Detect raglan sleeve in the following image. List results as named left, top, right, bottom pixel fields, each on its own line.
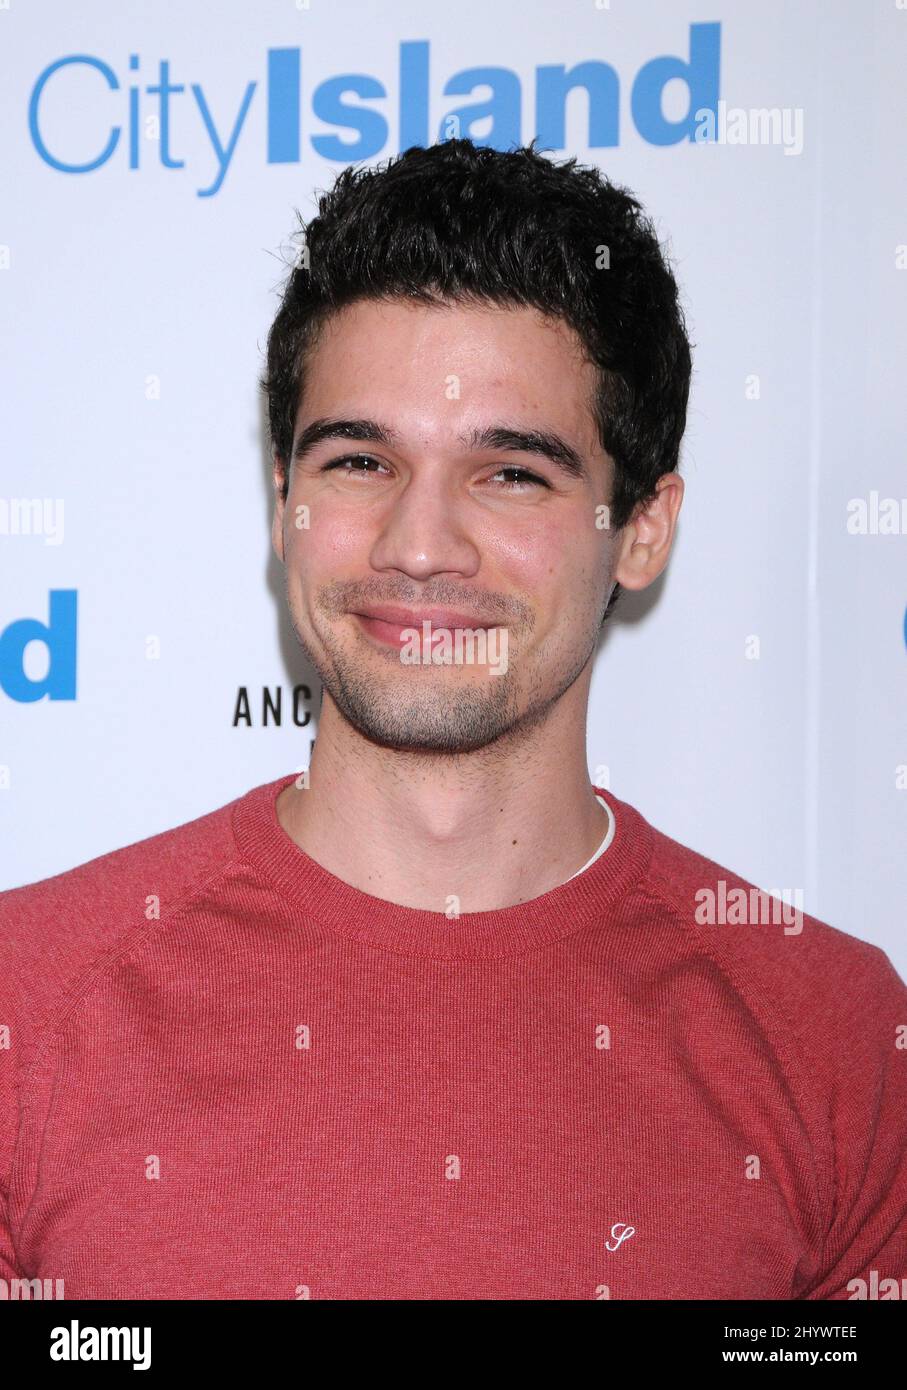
left=0, top=878, right=46, bottom=1284
left=0, top=1181, right=23, bottom=1281
left=801, top=946, right=907, bottom=1300
left=0, top=901, right=27, bottom=1281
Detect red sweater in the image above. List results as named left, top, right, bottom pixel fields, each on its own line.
left=1, top=771, right=905, bottom=1301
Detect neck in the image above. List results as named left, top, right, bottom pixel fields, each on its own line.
left=276, top=667, right=609, bottom=913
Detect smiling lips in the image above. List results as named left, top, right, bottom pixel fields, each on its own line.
left=351, top=605, right=499, bottom=648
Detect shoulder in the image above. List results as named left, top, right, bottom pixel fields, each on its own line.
left=636, top=807, right=907, bottom=1043
left=0, top=782, right=252, bottom=1081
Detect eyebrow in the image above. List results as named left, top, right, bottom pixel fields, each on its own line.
left=291, top=417, right=590, bottom=483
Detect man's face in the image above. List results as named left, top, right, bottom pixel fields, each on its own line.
left=272, top=296, right=621, bottom=754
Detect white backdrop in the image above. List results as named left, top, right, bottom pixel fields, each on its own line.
left=2, top=0, right=905, bottom=979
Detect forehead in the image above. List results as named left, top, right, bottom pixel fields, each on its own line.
left=297, top=297, right=601, bottom=452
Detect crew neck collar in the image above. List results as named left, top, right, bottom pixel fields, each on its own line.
left=232, top=771, right=654, bottom=961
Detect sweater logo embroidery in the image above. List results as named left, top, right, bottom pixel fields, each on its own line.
left=605, top=1222, right=636, bottom=1251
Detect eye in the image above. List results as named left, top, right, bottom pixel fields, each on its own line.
left=488, top=466, right=550, bottom=491
left=321, top=453, right=389, bottom=478
left=319, top=456, right=549, bottom=491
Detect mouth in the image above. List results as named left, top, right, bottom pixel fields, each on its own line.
left=350, top=608, right=498, bottom=650
left=353, top=613, right=429, bottom=648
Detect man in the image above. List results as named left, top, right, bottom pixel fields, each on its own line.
left=1, top=139, right=905, bottom=1301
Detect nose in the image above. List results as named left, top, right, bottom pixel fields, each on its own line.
left=367, top=465, right=482, bottom=582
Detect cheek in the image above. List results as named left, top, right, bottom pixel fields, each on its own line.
left=479, top=509, right=604, bottom=594
left=285, top=508, right=368, bottom=573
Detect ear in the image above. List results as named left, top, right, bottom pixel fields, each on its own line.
left=271, top=455, right=287, bottom=564
left=612, top=473, right=684, bottom=593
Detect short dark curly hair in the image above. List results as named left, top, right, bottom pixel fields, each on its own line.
left=260, top=137, right=692, bottom=621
